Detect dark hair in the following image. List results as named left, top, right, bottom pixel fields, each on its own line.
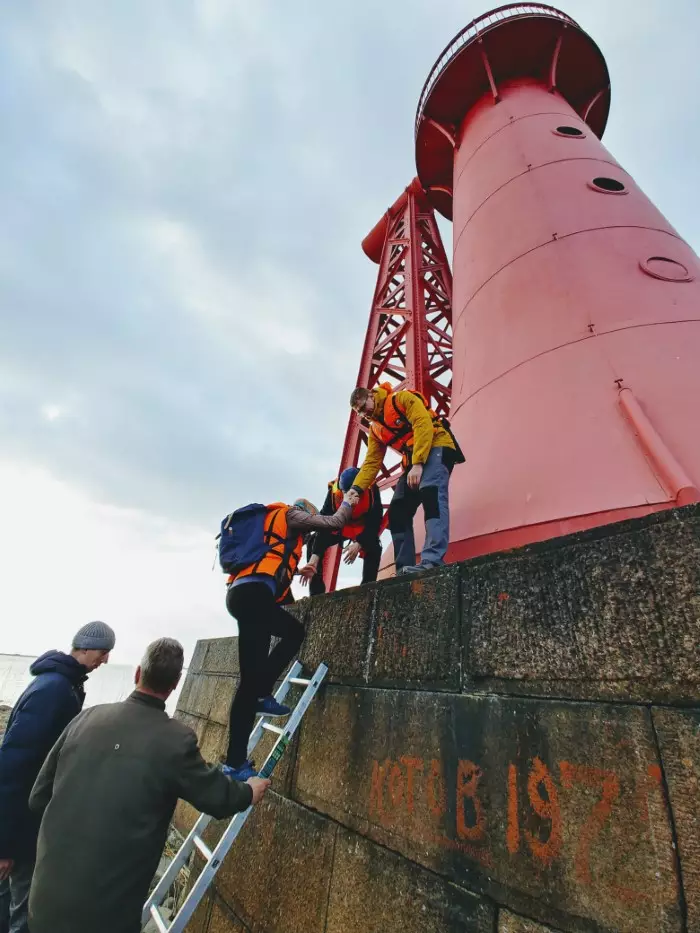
left=140, top=638, right=184, bottom=693
left=350, top=387, right=371, bottom=409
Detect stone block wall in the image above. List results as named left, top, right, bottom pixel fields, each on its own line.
left=174, top=504, right=700, bottom=933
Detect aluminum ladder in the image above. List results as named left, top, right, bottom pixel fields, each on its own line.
left=142, top=660, right=328, bottom=933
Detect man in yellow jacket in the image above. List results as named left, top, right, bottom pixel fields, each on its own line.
left=348, top=382, right=463, bottom=574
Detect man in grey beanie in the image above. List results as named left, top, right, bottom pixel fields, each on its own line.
left=0, top=621, right=115, bottom=933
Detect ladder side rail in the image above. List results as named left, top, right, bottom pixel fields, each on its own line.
left=246, top=660, right=303, bottom=756
left=165, top=663, right=328, bottom=933
left=142, top=810, right=213, bottom=924
left=145, top=660, right=304, bottom=921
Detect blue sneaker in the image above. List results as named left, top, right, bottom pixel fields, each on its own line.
left=256, top=696, right=291, bottom=717
left=221, top=759, right=258, bottom=781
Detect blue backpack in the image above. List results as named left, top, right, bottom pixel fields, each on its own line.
left=218, top=504, right=273, bottom=574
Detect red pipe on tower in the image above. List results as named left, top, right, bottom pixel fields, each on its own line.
left=414, top=3, right=700, bottom=561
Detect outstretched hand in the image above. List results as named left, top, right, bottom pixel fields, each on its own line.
left=343, top=541, right=361, bottom=564
left=297, top=563, right=317, bottom=587
left=344, top=489, right=360, bottom=507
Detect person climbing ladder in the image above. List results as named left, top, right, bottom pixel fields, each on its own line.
left=218, top=496, right=354, bottom=780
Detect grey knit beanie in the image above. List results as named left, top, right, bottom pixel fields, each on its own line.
left=72, top=621, right=116, bottom=652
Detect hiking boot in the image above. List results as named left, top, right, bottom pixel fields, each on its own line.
left=256, top=696, right=291, bottom=717
left=221, top=759, right=258, bottom=781
left=399, top=563, right=441, bottom=575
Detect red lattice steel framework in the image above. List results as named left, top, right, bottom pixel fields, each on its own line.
left=323, top=178, right=454, bottom=591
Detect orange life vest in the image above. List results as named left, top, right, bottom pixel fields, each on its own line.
left=369, top=383, right=443, bottom=467
left=330, top=480, right=371, bottom=540
left=227, top=503, right=303, bottom=603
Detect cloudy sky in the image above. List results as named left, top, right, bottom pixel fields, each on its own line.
left=1, top=0, right=698, bottom=667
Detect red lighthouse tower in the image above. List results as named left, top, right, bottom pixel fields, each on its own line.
left=413, top=3, right=700, bottom=561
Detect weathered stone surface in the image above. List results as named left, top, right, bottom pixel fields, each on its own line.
left=293, top=686, right=681, bottom=933
left=173, top=710, right=206, bottom=741
left=653, top=707, right=700, bottom=932
left=499, top=910, right=564, bottom=932
left=463, top=504, right=700, bottom=703
left=299, top=584, right=376, bottom=683
left=214, top=792, right=336, bottom=933
left=174, top=797, right=199, bottom=838
left=179, top=674, right=220, bottom=720
left=325, top=827, right=493, bottom=933
left=199, top=721, right=227, bottom=766
left=203, top=639, right=240, bottom=676
left=282, top=598, right=309, bottom=627
left=300, top=567, right=461, bottom=689
left=207, top=897, right=248, bottom=933
left=209, top=677, right=235, bottom=727
left=176, top=672, right=194, bottom=714
left=189, top=639, right=210, bottom=675
left=369, top=568, right=461, bottom=689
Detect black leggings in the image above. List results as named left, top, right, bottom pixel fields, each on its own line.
left=225, top=582, right=305, bottom=766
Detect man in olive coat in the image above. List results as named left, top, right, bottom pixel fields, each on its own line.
left=28, top=637, right=269, bottom=933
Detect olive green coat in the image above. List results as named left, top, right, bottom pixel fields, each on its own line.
left=28, top=690, right=251, bottom=933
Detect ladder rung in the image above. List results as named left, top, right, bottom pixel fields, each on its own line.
left=150, top=905, right=169, bottom=933
left=262, top=722, right=284, bottom=734
left=193, top=835, right=213, bottom=862
left=289, top=677, right=310, bottom=686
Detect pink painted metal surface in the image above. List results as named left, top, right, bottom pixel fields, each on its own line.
left=410, top=4, right=700, bottom=561
left=323, top=180, right=454, bottom=590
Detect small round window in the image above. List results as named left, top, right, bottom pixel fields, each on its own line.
left=554, top=125, right=585, bottom=138
left=588, top=176, right=628, bottom=195
left=640, top=257, right=694, bottom=283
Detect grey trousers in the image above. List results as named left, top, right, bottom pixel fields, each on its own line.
left=0, top=860, right=33, bottom=933
left=389, top=446, right=451, bottom=570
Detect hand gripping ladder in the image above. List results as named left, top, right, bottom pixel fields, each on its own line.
left=142, top=660, right=328, bottom=933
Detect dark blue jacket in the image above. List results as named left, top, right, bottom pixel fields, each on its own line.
left=0, top=651, right=87, bottom=859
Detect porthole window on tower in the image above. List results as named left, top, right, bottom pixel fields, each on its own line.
left=554, top=125, right=585, bottom=138
left=589, top=176, right=628, bottom=194
left=640, top=257, right=694, bottom=283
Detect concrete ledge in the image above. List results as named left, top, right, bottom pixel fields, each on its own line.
left=300, top=568, right=462, bottom=690
left=462, top=504, right=700, bottom=702
left=175, top=504, right=700, bottom=933
left=299, top=585, right=375, bottom=683
left=185, top=504, right=700, bottom=704
left=369, top=567, right=461, bottom=689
